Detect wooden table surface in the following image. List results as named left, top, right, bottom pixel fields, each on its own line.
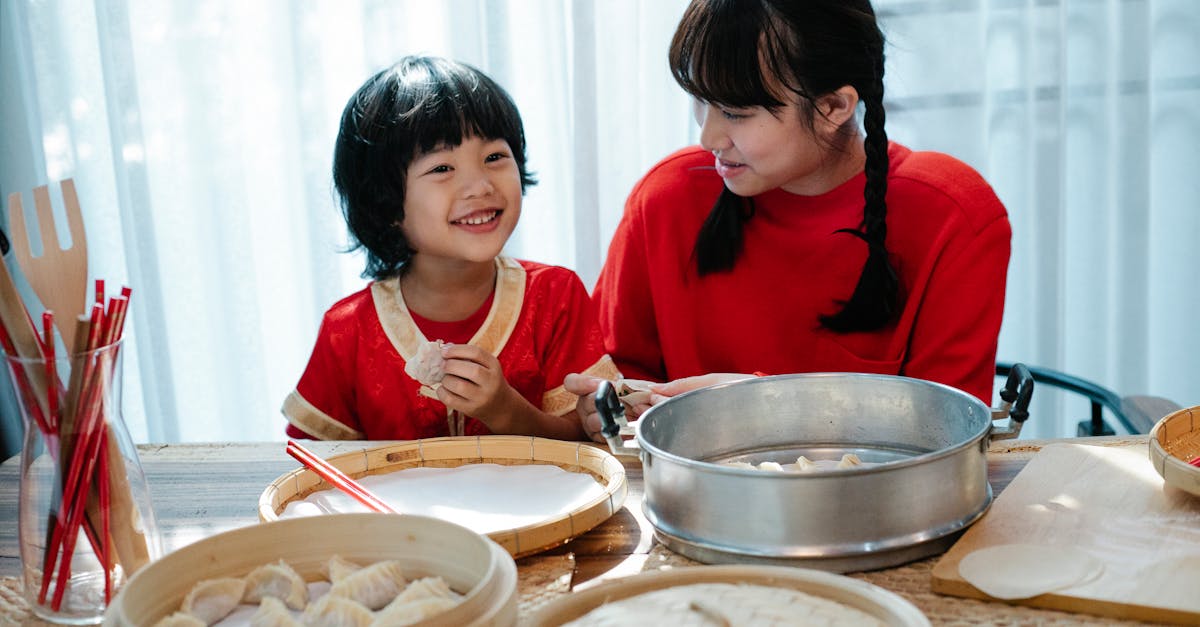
left=0, top=435, right=1153, bottom=624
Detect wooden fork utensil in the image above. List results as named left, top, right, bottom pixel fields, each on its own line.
left=7, top=179, right=89, bottom=350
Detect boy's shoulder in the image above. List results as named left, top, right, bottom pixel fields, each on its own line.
left=321, top=284, right=377, bottom=326
left=507, top=257, right=587, bottom=293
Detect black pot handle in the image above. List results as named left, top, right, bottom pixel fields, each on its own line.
left=595, top=380, right=624, bottom=439
left=999, top=362, right=1034, bottom=424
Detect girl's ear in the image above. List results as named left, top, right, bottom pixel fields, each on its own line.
left=814, top=85, right=860, bottom=130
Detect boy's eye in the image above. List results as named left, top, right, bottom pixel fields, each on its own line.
left=485, top=152, right=510, bottom=163
left=426, top=164, right=451, bottom=174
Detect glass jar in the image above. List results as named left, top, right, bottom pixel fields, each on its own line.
left=5, top=340, right=160, bottom=624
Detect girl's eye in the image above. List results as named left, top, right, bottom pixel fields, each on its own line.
left=720, top=109, right=748, bottom=121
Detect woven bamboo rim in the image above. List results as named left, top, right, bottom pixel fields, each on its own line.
left=1149, top=405, right=1200, bottom=497
left=259, top=436, right=628, bottom=558
left=527, top=565, right=930, bottom=626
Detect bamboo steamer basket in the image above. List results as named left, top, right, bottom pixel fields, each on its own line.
left=103, top=513, right=517, bottom=626
left=1149, top=405, right=1200, bottom=497
left=259, top=436, right=628, bottom=558
left=528, top=565, right=929, bottom=626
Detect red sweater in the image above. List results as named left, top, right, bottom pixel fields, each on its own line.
left=594, top=143, right=1010, bottom=403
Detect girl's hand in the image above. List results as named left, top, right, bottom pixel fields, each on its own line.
left=564, top=374, right=660, bottom=443
left=437, top=344, right=522, bottom=428
left=647, top=373, right=754, bottom=404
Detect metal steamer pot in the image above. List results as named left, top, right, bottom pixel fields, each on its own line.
left=595, top=367, right=1034, bottom=573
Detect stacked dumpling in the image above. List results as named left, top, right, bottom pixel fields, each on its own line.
left=152, top=556, right=462, bottom=627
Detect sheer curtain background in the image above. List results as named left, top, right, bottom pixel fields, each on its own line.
left=1, top=0, right=1196, bottom=450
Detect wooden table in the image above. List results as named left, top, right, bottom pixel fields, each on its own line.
left=0, top=436, right=1157, bottom=624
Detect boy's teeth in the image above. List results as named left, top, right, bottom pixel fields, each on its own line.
left=456, top=210, right=497, bottom=225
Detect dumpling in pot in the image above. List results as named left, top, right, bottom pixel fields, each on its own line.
left=242, top=559, right=308, bottom=610
left=758, top=461, right=785, bottom=472
left=328, top=559, right=407, bottom=610
left=794, top=456, right=817, bottom=472
left=837, top=453, right=863, bottom=468
left=181, top=577, right=246, bottom=624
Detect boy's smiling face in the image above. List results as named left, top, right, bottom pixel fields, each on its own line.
left=401, top=135, right=522, bottom=266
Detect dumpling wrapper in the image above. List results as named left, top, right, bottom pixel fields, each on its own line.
left=958, top=543, right=1104, bottom=600
left=405, top=340, right=447, bottom=398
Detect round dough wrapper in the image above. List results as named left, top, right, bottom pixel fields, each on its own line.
left=958, top=543, right=1104, bottom=600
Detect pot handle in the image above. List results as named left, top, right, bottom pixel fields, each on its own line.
left=990, top=362, right=1034, bottom=440
left=596, top=380, right=640, bottom=457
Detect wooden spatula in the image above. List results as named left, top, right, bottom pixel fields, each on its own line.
left=7, top=179, right=89, bottom=350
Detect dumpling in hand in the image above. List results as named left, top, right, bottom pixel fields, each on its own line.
left=243, top=559, right=308, bottom=610
left=837, top=453, right=863, bottom=468
left=300, top=595, right=373, bottom=627
left=405, top=340, right=447, bottom=397
left=181, top=577, right=246, bottom=624
left=152, top=612, right=206, bottom=627
left=371, top=596, right=459, bottom=626
left=328, top=559, right=407, bottom=610
left=322, top=554, right=362, bottom=584
left=250, top=597, right=302, bottom=627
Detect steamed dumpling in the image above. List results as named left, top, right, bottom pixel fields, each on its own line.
left=152, top=612, right=206, bottom=627
left=250, top=597, right=302, bottom=627
left=243, top=559, right=308, bottom=610
left=322, top=554, right=362, bottom=583
left=794, top=456, right=817, bottom=472
left=300, top=595, right=374, bottom=627
left=328, top=559, right=407, bottom=610
left=758, top=461, right=785, bottom=472
left=371, top=596, right=459, bottom=626
left=387, top=576, right=458, bottom=607
left=181, top=577, right=246, bottom=624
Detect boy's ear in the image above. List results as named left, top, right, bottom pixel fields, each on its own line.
left=814, top=85, right=859, bottom=129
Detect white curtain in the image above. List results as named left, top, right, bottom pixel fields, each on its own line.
left=2, top=0, right=1196, bottom=445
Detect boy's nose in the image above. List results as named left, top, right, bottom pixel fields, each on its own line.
left=461, top=173, right=496, bottom=198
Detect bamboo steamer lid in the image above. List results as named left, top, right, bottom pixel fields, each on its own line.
left=260, top=436, right=628, bottom=558
left=1149, top=405, right=1200, bottom=497
left=102, top=513, right=517, bottom=626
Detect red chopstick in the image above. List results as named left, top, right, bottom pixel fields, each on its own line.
left=285, top=440, right=397, bottom=514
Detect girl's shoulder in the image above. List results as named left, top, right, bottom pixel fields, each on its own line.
left=632, top=146, right=724, bottom=198
left=888, top=143, right=1007, bottom=228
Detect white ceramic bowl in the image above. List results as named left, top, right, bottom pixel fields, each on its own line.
left=102, top=513, right=517, bottom=626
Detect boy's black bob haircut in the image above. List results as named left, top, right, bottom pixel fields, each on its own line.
left=333, top=55, right=536, bottom=280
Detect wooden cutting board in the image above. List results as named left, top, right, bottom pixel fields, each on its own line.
left=932, top=442, right=1200, bottom=624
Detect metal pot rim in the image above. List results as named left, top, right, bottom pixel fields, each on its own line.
left=634, top=372, right=994, bottom=472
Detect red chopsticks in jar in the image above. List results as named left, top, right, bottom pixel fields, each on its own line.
left=285, top=440, right=397, bottom=514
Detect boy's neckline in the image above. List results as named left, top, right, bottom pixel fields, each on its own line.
left=400, top=258, right=498, bottom=322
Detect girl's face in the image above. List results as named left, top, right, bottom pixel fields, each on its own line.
left=402, top=135, right=522, bottom=266
left=694, top=96, right=840, bottom=197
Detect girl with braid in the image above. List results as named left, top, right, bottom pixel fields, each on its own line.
left=568, top=0, right=1011, bottom=441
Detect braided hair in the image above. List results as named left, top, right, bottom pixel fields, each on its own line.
left=669, top=0, right=898, bottom=332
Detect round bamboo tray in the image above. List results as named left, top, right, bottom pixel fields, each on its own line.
left=1149, top=405, right=1200, bottom=497
left=527, top=565, right=930, bottom=626
left=259, top=436, right=628, bottom=558
left=103, top=513, right=517, bottom=626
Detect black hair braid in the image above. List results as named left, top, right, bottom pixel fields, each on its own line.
left=819, top=51, right=899, bottom=332
left=694, top=188, right=756, bottom=274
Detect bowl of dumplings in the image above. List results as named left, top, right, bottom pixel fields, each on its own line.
left=101, top=512, right=517, bottom=627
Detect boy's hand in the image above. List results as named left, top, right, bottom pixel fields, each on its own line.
left=437, top=343, right=522, bottom=428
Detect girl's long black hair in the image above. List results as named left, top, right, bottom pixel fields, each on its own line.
left=332, top=55, right=536, bottom=280
left=669, top=0, right=898, bottom=332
